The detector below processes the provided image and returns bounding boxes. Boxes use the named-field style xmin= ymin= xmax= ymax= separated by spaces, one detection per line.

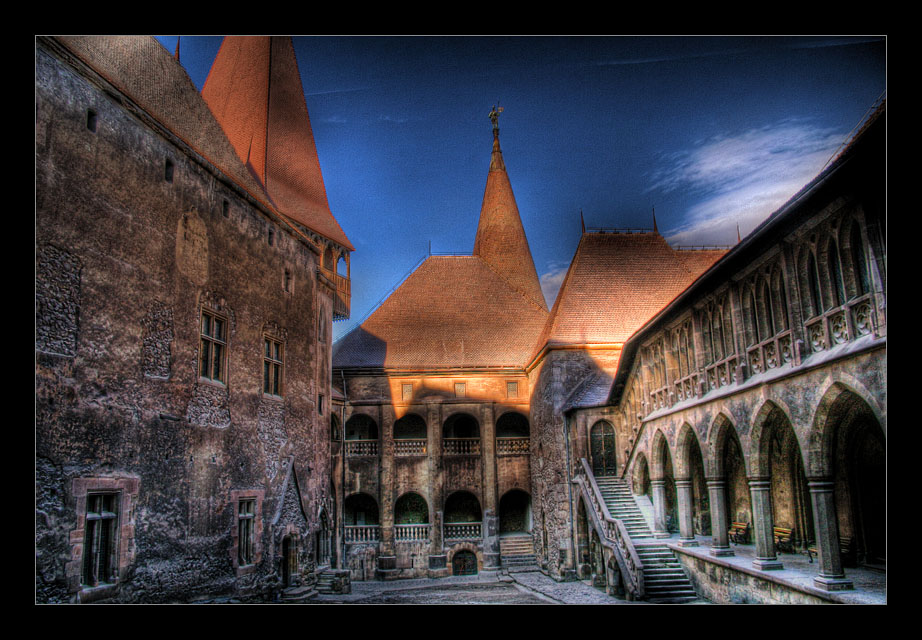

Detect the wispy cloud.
xmin=648 ymin=120 xmax=844 ymax=246
xmin=540 ymin=262 xmax=570 ymax=307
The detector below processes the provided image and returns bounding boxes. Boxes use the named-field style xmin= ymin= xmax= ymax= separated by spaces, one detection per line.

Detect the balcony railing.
xmin=345 ymin=439 xmax=378 ymax=457
xmin=746 ymin=329 xmax=794 ymax=375
xmin=394 ymin=439 xmax=427 ymax=456
xmin=444 ymin=522 xmax=482 ymax=540
xmin=703 ymin=353 xmax=739 ymax=394
xmin=496 ymin=437 xmax=530 ymax=456
xmin=673 ymin=371 xmax=701 ymax=404
xmin=443 ymin=438 xmax=481 ymax=456
xmin=344 ymin=525 xmax=380 ymax=544
xmin=395 ymin=523 xmax=431 ymax=542
xmin=805 ymin=293 xmax=878 ymax=355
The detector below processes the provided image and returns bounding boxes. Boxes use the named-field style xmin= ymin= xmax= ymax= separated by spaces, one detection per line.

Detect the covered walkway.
xmin=666 ymin=534 xmax=885 ymax=604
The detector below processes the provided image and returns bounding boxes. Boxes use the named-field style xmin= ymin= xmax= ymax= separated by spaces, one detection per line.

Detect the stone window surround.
xmin=66 ymin=476 xmax=139 ymax=602
xmin=230 ymin=489 xmax=265 ymax=575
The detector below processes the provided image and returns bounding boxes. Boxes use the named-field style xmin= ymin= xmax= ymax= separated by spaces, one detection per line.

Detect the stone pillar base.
xmin=752 ymin=558 xmax=784 ymax=571
xmin=677 ymin=538 xmax=699 ymax=547
xmin=814 ymin=575 xmax=854 ymax=591
xmin=709 ymin=546 xmax=734 ymax=557
xmin=482 ymin=552 xmax=501 ymax=569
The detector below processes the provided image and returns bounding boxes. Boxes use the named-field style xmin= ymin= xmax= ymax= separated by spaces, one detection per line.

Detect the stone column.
xmin=808 ymin=477 xmax=854 ymax=591
xmin=675 ymin=478 xmax=698 ymax=547
xmin=651 ymin=479 xmax=670 ymax=538
xmin=481 ymin=403 xmax=501 ymax=569
xmin=749 ymin=477 xmax=783 ymax=570
xmin=376 ymin=405 xmax=397 ymax=578
xmin=706 ymin=478 xmax=733 ymax=557
xmin=427 ymin=402 xmax=448 ymax=576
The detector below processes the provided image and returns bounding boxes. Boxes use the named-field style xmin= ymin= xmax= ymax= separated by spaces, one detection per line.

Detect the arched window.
xmin=828 ymin=238 xmax=846 ymax=308
xmin=850 ymin=224 xmax=871 ymax=297
xmin=394 ymin=414 xmax=427 ymax=440
xmin=748 ymin=289 xmax=760 ymax=345
xmin=345 ymin=414 xmax=378 ymax=440
xmin=759 ymin=278 xmax=775 ymax=338
xmin=710 ymin=308 xmax=724 ymax=361
xmin=701 ymin=310 xmax=714 ymax=363
xmin=771 ymin=266 xmax=789 ymax=332
xmin=721 ymin=298 xmax=734 ymax=357
xmin=807 ymin=250 xmax=823 ymax=318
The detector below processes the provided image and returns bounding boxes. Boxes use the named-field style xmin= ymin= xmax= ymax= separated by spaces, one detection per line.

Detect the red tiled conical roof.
xmin=202 ymin=36 xmax=353 ymax=250
xmin=472 ymin=129 xmax=547 ymax=311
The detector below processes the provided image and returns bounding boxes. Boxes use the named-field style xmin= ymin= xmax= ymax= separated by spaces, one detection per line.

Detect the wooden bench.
xmin=773 ymin=526 xmax=794 ymax=553
xmin=807 ymin=536 xmax=853 ymax=565
xmin=728 ymin=521 xmax=750 ymax=544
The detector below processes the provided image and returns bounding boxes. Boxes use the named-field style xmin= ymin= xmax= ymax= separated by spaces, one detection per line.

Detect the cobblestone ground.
xmin=311 ymin=571 xmax=645 ymax=605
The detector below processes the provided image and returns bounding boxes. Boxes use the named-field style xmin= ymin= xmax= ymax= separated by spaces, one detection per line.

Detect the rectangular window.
xmin=506 ymin=381 xmax=518 ymax=398
xmin=237 ymin=499 xmax=256 ymax=566
xmin=263 ymin=337 xmax=283 ymax=396
xmin=318 ymin=394 xmax=324 ymax=415
xmin=82 ymin=493 xmax=118 ymax=587
xmin=454 ymin=382 xmax=466 ymax=398
xmin=200 ymin=310 xmax=227 ymax=383
xmin=402 ymin=383 xmax=413 ymax=401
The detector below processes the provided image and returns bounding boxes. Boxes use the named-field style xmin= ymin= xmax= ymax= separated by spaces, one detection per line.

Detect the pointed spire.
xmin=201 ymin=36 xmax=352 ymax=250
xmin=737 ymin=223 xmax=742 ymax=243
xmin=473 ymin=106 xmax=547 ymax=311
xmin=653 ymin=206 xmax=658 ymax=233
xmin=580 ymin=209 xmax=586 ymax=234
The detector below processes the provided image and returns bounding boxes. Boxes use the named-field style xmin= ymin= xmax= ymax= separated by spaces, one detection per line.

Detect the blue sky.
xmin=155 ymin=36 xmax=886 ymax=341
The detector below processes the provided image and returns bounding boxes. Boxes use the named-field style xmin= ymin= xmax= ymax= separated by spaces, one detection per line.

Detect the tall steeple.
xmin=201 ymin=36 xmax=352 ymax=250
xmin=473 ymin=106 xmax=547 ymax=310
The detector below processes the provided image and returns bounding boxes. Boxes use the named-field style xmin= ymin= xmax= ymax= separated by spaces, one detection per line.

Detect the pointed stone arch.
xmin=809 ymin=377 xmax=886 ymax=477
xmin=675 ymin=423 xmax=707 ymax=479
xmin=650 ymin=429 xmax=672 ymax=480
xmin=706 ymin=412 xmax=749 ymax=478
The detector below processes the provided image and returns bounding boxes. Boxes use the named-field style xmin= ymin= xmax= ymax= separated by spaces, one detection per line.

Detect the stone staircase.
xmin=500 ymin=534 xmax=539 ymax=572
xmin=315 ymin=569 xmax=352 ymax=595
xmin=279 ymin=584 xmax=317 ymax=603
xmin=594 ymin=476 xmax=698 ymax=603
xmin=594 ymin=476 xmax=653 ymax=539
xmin=633 ymin=542 xmax=698 ymax=603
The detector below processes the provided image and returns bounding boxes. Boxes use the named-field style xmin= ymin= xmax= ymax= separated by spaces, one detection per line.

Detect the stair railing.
xmin=574 ymin=458 xmax=645 ymax=600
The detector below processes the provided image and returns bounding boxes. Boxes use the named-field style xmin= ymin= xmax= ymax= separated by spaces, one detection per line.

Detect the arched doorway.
xmin=827 ymin=390 xmax=886 ymax=567
xmin=452 ymin=549 xmax=478 ymax=575
xmin=755 ymin=404 xmax=814 ymax=552
xmin=499 ymin=489 xmax=532 ymax=534
xmin=280 ymin=534 xmax=297 ymax=587
xmin=590 ymin=420 xmax=618 ymax=476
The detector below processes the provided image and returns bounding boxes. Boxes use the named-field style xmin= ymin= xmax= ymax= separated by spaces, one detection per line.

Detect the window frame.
xmin=262 ymin=335 xmax=284 ymax=397
xmin=82 ymin=492 xmax=119 ymax=588
xmin=199 ymin=308 xmax=228 ymax=384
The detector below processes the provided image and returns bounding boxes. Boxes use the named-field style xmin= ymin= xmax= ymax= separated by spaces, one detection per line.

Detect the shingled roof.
xmin=332 ymin=255 xmax=549 ymax=369
xmin=537 ymin=232 xmax=725 ymax=350
xmin=472 ymin=127 xmax=547 ymax=311
xmin=51 ymin=36 xmax=351 ymax=251
xmin=202 ymin=37 xmax=353 ymax=250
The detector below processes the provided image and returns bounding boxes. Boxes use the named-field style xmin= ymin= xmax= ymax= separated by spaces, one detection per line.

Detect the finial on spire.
xmin=737 ymin=223 xmax=741 ymax=244
xmin=490 ymin=103 xmax=504 ymax=134
xmin=580 ymin=209 xmax=586 ymax=234
xmin=652 ymin=206 xmax=658 ymax=233
xmin=174 ymin=36 xmax=181 ymax=61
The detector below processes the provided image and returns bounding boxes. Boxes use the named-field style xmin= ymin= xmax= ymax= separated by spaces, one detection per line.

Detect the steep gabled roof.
xmin=332 ymin=255 xmax=548 ymax=369
xmin=472 ymin=127 xmax=547 ymax=311
xmin=201 ymin=36 xmax=353 ymax=250
xmin=536 ymin=232 xmax=725 ymax=351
